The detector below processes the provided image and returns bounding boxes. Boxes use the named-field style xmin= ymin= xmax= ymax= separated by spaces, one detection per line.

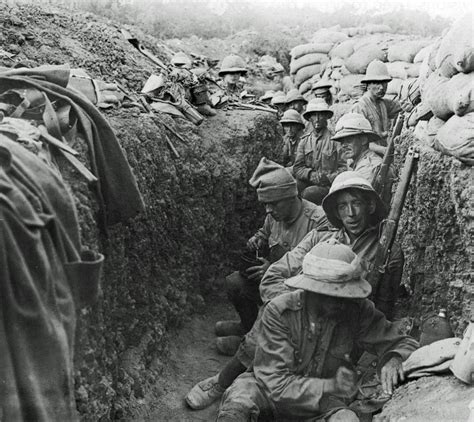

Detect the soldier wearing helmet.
xmin=217 ymin=172 xmax=415 ymax=422
xmin=279 ymin=109 xmax=306 ymax=167
xmin=351 ymin=60 xmax=402 ymax=156
xmin=218 ymin=54 xmax=248 ymax=99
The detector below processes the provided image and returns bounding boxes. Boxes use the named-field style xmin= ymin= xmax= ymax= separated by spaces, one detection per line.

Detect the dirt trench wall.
xmin=62 ymin=109 xmax=282 ymax=420
xmin=397 ymin=132 xmax=472 ymax=335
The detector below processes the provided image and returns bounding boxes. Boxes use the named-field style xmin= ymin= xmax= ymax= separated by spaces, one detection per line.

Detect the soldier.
xmin=285 ymin=88 xmax=308 ymax=114
xmin=351 ymin=60 xmax=402 ymax=156
xmin=331 ymin=113 xmax=393 ymax=206
xmin=170 ymin=51 xmax=192 ymax=69
xmin=270 ymin=91 xmax=287 ymax=119
xmin=311 ymin=79 xmax=333 ymax=105
xmin=218 ymin=54 xmax=248 ymax=99
xmin=217 ymin=238 xmax=417 ymax=422
xmin=259 ymin=90 xmax=275 ymax=105
xmin=280 ymin=109 xmax=305 ymax=168
xmin=293 ymin=99 xmax=346 ymax=205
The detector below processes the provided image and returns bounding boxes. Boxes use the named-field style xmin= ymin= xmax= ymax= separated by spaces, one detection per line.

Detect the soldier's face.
xmin=313 ymin=293 xmax=354 ymax=317
xmin=224 ymin=73 xmax=242 ymax=85
xmin=340 ymin=135 xmax=368 ymax=160
xmin=335 ymin=190 xmax=375 ymax=237
xmin=367 ymin=82 xmax=387 ymax=99
xmin=264 ymin=197 xmax=295 ymax=222
xmin=308 ymin=112 xmax=328 ymax=132
xmin=282 ymin=123 xmax=301 ymax=137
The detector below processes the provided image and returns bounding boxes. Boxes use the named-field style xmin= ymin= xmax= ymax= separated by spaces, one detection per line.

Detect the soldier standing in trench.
xmin=218 ymin=54 xmax=248 ymax=100
xmin=280 ymin=109 xmax=306 ymax=168
xmin=186 ymin=171 xmax=404 ymax=411
xmin=293 ymin=98 xmax=347 ymax=206
xmin=351 ymin=60 xmax=402 ymax=157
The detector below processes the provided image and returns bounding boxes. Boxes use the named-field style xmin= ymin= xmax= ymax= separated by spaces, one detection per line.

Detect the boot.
xmin=185 ymin=373 xmax=225 ymax=410
xmin=216 ymin=335 xmax=242 ymax=356
xmin=215 ymin=320 xmax=245 ymax=337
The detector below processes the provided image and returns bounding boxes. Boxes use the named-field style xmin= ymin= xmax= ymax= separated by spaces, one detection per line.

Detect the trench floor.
xmin=146 ymin=300 xmax=234 ymax=421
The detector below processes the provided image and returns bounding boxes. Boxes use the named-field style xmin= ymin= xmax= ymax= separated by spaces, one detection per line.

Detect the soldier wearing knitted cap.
xmin=217 ymin=238 xmax=417 ymax=422
xmin=279 ymin=109 xmax=305 ymax=167
xmin=293 ymin=99 xmax=347 ymax=206
xmin=332 ymin=112 xmax=394 ymax=206
xmin=285 ymin=88 xmax=308 ymax=114
xmin=186 ymin=158 xmax=328 ymax=411
xmin=351 ymin=60 xmax=402 ymax=156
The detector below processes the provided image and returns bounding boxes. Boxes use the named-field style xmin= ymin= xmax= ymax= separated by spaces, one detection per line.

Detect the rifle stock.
xmin=368 ymin=146 xmax=420 ymax=301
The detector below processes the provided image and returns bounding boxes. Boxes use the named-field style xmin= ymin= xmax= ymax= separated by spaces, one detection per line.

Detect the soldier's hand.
xmin=309 ymin=170 xmax=320 ymax=184
xmin=246 ymin=258 xmax=270 ymax=281
xmin=381 ymin=356 xmax=404 ymax=395
xmin=246 ymin=236 xmax=265 ymax=251
xmin=325 ymin=367 xmax=357 ymax=398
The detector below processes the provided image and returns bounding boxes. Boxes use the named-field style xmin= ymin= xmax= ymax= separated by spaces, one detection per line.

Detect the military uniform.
xmin=351 ymin=92 xmax=401 ymax=147
xmin=293 ymin=128 xmax=347 ymax=204
xmin=281 ymin=134 xmax=300 ymax=167
xmin=217 ymin=290 xmax=418 ymax=421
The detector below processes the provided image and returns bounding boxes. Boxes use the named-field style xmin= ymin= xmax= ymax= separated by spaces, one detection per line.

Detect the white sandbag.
xmin=388 ymin=40 xmax=431 ymax=63
xmin=345 ymin=44 xmax=386 ymax=74
xmin=424 ymin=72 xmax=474 ymax=120
xmin=290 ymin=43 xmax=333 ymax=59
xmin=329 ymin=39 xmax=356 ymax=60
xmin=436 ymin=12 xmax=474 ymax=74
xmin=290 ymin=53 xmax=329 ymax=74
xmin=294 ymin=64 xmax=322 ymax=87
xmin=298 ymin=80 xmax=313 ymax=95
xmin=363 ymin=23 xmax=392 ymax=34
xmin=387 ymin=78 xmax=403 ymax=96
xmin=338 ymin=74 xmax=366 ymax=96
xmin=386 ymin=62 xmax=408 ymax=79
xmin=435 ymin=113 xmax=474 ymax=165
xmin=414 ymin=44 xmax=434 ymax=63
xmin=414 ymin=116 xmax=445 ymax=147
xmin=406 ymin=63 xmax=420 ymax=78
xmin=311 ymin=29 xmax=348 ymax=45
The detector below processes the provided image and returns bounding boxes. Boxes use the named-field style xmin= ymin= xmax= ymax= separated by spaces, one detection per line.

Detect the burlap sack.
xmin=290 ymin=53 xmax=329 ymax=75
xmin=424 ymin=72 xmax=474 ymax=120
xmin=406 ymin=63 xmax=420 ymax=78
xmin=364 ymin=23 xmax=392 ymax=34
xmin=311 ymin=29 xmax=348 ymax=45
xmin=435 ymin=113 xmax=474 ymax=165
xmin=345 ymin=44 xmax=386 ymax=74
xmin=386 ymin=62 xmax=408 ymax=79
xmin=291 ymin=43 xmax=333 ymax=60
xmin=294 ymin=64 xmax=322 ymax=87
xmin=338 ymin=74 xmax=365 ymax=97
xmin=436 ymin=12 xmax=474 ymax=74
xmin=329 ymin=39 xmax=356 ymax=60
xmin=298 ymin=80 xmax=313 ymax=95
xmin=388 ymin=40 xmax=431 ymax=63
xmin=386 ymin=78 xmax=403 ymax=96
xmin=413 ymin=116 xmax=445 ymax=147
xmin=414 ymin=44 xmax=434 ymax=63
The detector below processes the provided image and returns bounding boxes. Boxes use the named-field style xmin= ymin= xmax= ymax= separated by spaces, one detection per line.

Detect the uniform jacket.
xmin=351 ymin=93 xmax=401 ymax=146
xmin=293 ymin=128 xmax=347 ymax=187
xmin=254 ymin=199 xmax=329 ymax=263
xmin=253 ymin=289 xmax=418 ymax=419
xmin=260 ymin=226 xmax=403 ymax=319
xmin=282 ymin=134 xmax=301 ymax=167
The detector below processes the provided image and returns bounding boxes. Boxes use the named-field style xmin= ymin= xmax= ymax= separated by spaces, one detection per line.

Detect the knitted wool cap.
xmin=249 ymin=157 xmax=298 ymax=202
xmin=285 ymin=238 xmax=371 ymax=298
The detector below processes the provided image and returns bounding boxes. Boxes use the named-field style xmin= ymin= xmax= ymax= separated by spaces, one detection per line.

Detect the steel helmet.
xmin=279 ymin=109 xmax=305 ymax=127
xmin=218 ymin=54 xmax=248 ymax=76
xmin=331 ymin=113 xmax=380 ymax=142
xmin=361 ymin=60 xmax=392 ymax=83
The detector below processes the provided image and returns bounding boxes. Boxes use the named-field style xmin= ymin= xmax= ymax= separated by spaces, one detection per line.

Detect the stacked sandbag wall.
xmin=412 ymin=12 xmax=474 ymax=165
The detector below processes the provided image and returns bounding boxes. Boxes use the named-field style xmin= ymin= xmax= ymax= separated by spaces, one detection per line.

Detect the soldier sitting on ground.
xmin=351 ymin=60 xmax=402 ymax=157
xmin=293 ymin=98 xmax=346 ymax=205
xmin=280 ymin=109 xmax=305 ymax=168
xmin=217 ymin=238 xmax=418 ymax=422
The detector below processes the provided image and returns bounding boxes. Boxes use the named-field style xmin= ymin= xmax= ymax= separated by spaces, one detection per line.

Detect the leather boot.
xmin=216 ymin=335 xmax=242 ymax=356
xmin=215 ymin=320 xmax=245 ymax=337
xmin=185 ymin=373 xmax=225 ymax=410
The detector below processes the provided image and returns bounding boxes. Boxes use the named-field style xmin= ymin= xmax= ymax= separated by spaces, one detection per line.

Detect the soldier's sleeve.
xmin=254 ymin=300 xmax=326 ymax=416
xmin=385 ymin=98 xmax=402 ymax=119
xmin=356 ymin=300 xmax=418 ymax=371
xmin=307 ymin=206 xmax=331 ymax=232
xmin=292 ymin=137 xmax=312 ymax=182
xmin=376 ymin=241 xmax=404 ymax=320
xmin=260 ymin=230 xmax=320 ymax=302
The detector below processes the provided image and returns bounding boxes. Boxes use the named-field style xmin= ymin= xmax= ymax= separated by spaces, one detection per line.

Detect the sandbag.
xmin=386 ymin=62 xmax=409 ymax=79
xmin=329 ymin=39 xmax=356 ymax=60
xmin=364 ymin=23 xmax=392 ymax=34
xmin=406 ymin=63 xmax=420 ymax=78
xmin=388 ymin=40 xmax=431 ymax=63
xmin=290 ymin=43 xmax=333 ymax=59
xmin=294 ymin=64 xmax=322 ymax=87
xmin=424 ymin=72 xmax=474 ymax=120
xmin=387 ymin=78 xmax=403 ymax=96
xmin=298 ymin=80 xmax=312 ymax=95
xmin=338 ymin=74 xmax=365 ymax=96
xmin=436 ymin=12 xmax=474 ymax=74
xmin=345 ymin=44 xmax=386 ymax=74
xmin=311 ymin=29 xmax=348 ymax=45
xmin=413 ymin=116 xmax=444 ymax=147
xmin=435 ymin=113 xmax=474 ymax=165
xmin=290 ymin=53 xmax=329 ymax=75
xmin=414 ymin=44 xmax=434 ymax=63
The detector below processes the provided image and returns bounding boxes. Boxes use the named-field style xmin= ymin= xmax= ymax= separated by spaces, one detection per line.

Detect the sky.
xmin=204 ymin=0 xmax=473 ymax=19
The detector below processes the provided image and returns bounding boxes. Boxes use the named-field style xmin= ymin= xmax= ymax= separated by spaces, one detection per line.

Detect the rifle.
xmin=227 ymin=100 xmax=277 ymax=114
xmin=368 ymin=146 xmax=420 ymax=316
xmin=372 ymin=113 xmax=404 ymax=197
